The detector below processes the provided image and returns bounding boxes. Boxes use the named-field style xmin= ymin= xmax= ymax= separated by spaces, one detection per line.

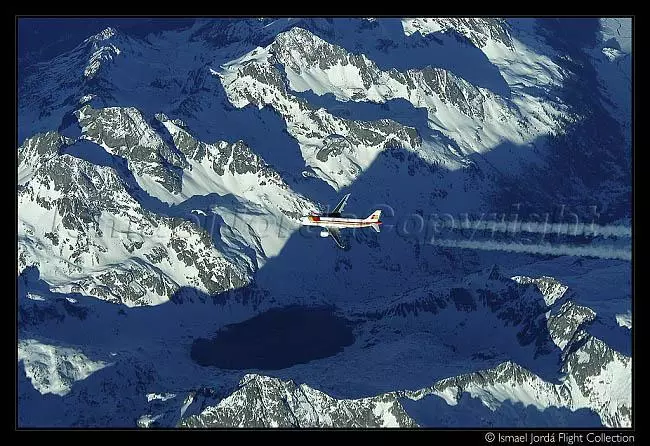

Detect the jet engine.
xmin=320 ymin=229 xmax=330 ymax=238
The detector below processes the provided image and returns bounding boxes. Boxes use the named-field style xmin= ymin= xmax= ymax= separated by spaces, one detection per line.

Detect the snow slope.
xmin=18 ymin=132 xmax=251 ymax=306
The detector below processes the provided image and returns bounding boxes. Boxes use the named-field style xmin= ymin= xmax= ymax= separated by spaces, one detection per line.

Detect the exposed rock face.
xmin=18 ymin=132 xmax=250 ymax=306
xmin=401 ymin=18 xmax=515 ymax=50
xmin=76 ymin=105 xmax=187 ymax=199
xmin=180 ymin=374 xmax=417 ymax=428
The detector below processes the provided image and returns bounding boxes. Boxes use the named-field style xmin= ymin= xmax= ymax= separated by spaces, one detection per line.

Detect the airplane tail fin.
xmin=365 ymin=210 xmax=382 ymax=222
xmin=371 ymin=223 xmax=381 ymax=233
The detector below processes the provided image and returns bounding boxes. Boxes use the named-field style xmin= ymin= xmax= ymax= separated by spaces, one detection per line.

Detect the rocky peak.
xmin=180 ymin=374 xmax=417 ymax=428
xmin=401 ymin=18 xmax=514 ymax=50
xmin=511 ymin=275 xmax=569 ymax=306
xmin=84 ymin=27 xmax=117 ymax=44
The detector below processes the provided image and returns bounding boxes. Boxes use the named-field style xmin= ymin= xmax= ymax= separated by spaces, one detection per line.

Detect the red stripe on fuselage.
xmin=317 ymin=218 xmax=378 ymax=223
xmin=317 ymin=221 xmax=380 ymax=227
xmin=304 ymin=217 xmax=381 ymax=227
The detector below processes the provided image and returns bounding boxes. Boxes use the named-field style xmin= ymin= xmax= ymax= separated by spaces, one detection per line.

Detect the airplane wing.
xmin=331 ymin=193 xmax=350 ymax=216
xmin=329 ymin=228 xmax=346 ymax=249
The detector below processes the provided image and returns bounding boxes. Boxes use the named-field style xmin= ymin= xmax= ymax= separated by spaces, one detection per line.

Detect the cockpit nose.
xmin=301 ymin=214 xmax=320 ymax=224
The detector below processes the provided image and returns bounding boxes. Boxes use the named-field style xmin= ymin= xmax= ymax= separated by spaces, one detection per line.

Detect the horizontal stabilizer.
xmin=371 ymin=223 xmax=381 ymax=233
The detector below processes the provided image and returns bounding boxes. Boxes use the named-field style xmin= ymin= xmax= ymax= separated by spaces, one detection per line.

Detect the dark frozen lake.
xmin=191 ymin=306 xmax=355 ymax=370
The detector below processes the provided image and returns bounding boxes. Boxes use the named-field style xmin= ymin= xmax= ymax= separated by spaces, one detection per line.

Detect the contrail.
xmin=432 ymin=238 xmax=631 ymax=261
xmin=435 ymin=220 xmax=632 ymax=238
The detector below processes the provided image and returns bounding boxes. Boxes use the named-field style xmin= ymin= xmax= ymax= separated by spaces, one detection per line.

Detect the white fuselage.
xmin=301 ymin=215 xmax=377 ymax=229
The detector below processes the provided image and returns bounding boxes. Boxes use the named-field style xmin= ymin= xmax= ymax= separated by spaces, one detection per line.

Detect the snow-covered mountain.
xmin=18 ymin=132 xmax=251 ymax=306
xmin=268 ymin=27 xmax=566 ymax=157
xmin=180 ymin=374 xmax=416 ymax=428
xmin=219 ymin=37 xmax=422 ymax=190
xmin=179 ymin=269 xmax=630 ymax=428
xmin=18 ymin=18 xmax=632 ymax=428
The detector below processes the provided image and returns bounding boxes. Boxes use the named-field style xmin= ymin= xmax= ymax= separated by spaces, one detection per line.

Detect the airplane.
xmin=300 ymin=193 xmax=382 ymax=249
